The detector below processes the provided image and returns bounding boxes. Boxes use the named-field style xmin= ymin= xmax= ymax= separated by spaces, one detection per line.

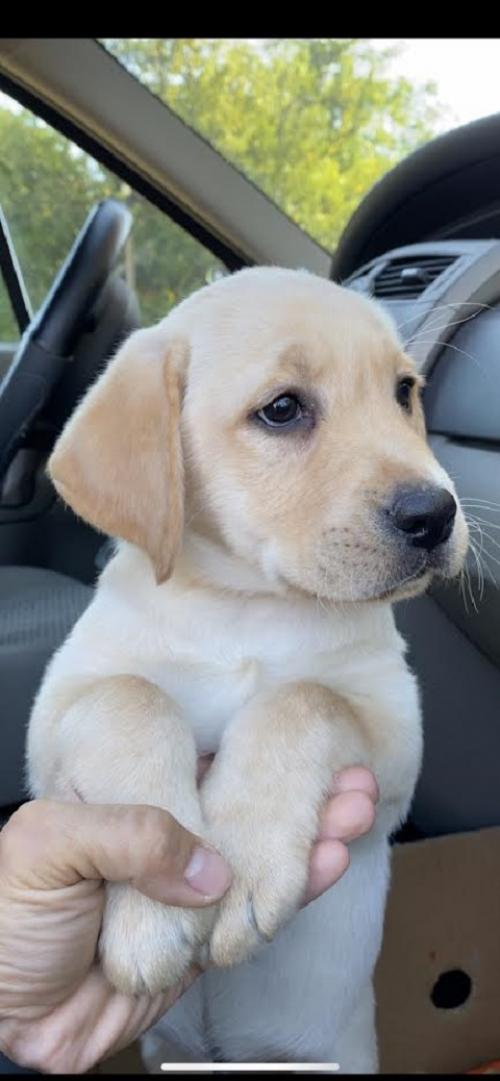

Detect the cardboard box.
xmin=97 ymin=828 xmax=500 ymax=1074
xmin=376 ymin=828 xmax=500 ymax=1074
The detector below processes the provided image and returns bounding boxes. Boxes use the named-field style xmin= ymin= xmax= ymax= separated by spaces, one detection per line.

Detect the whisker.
xmin=464 ymin=559 xmax=476 ymax=612
xmin=468 ymin=523 xmax=500 ymax=560
xmin=472 ymin=541 xmax=500 ymax=572
xmin=459 ymin=565 xmax=469 ymax=614
xmin=476 ymin=548 xmax=500 ymax=586
xmin=461 ymin=499 xmax=500 ymax=513
xmin=464 ymin=514 xmax=500 ymax=532
xmin=467 ymin=536 xmax=485 ymax=604
xmin=397 ymin=301 xmax=494 ymax=335
xmin=408 ymin=338 xmax=486 ymax=376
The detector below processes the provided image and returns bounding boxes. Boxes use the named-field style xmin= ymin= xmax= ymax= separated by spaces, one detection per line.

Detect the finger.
xmin=103 ymin=963 xmax=203 ymax=1062
xmin=318 ymin=790 xmax=376 ymax=844
xmin=332 ymin=766 xmax=379 ymax=803
xmin=6 ymin=964 xmax=203 ymax=1073
xmin=303 ymin=840 xmax=350 ymax=905
xmin=0 ymin=801 xmax=232 ymax=907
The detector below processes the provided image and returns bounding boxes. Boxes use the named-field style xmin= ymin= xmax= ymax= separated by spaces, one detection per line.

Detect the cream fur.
xmin=27 ymin=267 xmax=468 ymax=1071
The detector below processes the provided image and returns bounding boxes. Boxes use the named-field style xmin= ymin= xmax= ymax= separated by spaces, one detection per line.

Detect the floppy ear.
xmin=48 ymin=326 xmax=187 ymax=584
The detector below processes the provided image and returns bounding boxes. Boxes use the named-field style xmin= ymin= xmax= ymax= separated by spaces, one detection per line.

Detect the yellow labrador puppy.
xmin=27 ymin=268 xmax=468 ymax=1071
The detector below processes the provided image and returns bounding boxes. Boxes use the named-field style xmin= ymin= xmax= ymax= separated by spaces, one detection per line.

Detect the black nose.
xmin=388 ymin=485 xmax=457 ymax=551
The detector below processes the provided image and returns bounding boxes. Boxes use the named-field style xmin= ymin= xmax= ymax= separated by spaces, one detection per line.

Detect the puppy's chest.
xmin=143 ymin=620 xmax=413 ymax=760
xmin=145 ymin=633 xmax=328 ymax=752
xmin=153 ymin=653 xmax=266 ymax=753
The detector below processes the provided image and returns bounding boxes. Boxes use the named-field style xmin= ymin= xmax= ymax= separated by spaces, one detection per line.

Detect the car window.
xmin=0 ymin=90 xmax=227 ymax=330
xmin=100 ymin=38 xmax=447 ymax=253
xmin=0 ymin=273 xmax=19 ymax=343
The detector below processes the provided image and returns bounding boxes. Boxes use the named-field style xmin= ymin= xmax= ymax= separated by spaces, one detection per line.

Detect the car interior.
xmin=0 ymin=36 xmax=499 ymax=1076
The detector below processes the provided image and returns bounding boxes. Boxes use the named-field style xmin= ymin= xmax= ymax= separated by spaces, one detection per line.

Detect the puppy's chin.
xmin=375 ymin=568 xmax=433 ymax=604
xmin=251 ymin=525 xmax=468 ymax=606
xmin=292 ymin=541 xmax=466 ymax=606
xmin=372 ymin=540 xmax=468 ymax=604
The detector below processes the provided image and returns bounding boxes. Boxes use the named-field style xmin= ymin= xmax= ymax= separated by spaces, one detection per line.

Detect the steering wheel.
xmin=0 ymin=199 xmax=132 ymax=479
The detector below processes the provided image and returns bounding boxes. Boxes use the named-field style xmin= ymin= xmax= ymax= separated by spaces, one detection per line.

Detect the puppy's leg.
xmin=202 ymin=681 xmax=370 ymax=967
xmin=333 ymin=984 xmax=378 ymax=1074
xmin=29 ymin=675 xmax=211 ymax=995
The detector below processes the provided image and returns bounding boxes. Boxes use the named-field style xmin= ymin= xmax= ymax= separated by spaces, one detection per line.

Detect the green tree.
xmin=0 ymin=102 xmax=223 ymax=339
xmin=0 ymin=106 xmax=106 ymax=322
xmin=102 ymin=38 xmax=444 ymax=249
xmin=0 ymin=39 xmax=444 ymax=341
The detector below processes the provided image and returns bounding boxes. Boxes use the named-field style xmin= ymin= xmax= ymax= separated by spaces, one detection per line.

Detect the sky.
xmin=378 ymin=39 xmax=500 ymax=130
xmin=2 ymin=39 xmax=500 ymax=132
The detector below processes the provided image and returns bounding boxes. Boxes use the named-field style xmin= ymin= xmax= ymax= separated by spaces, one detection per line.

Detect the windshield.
xmin=100 ymin=38 xmax=500 ymax=253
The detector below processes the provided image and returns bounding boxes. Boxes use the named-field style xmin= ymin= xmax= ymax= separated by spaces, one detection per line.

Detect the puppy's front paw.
xmin=207 ymin=822 xmax=309 ymax=968
xmin=99 ymin=882 xmax=213 ymax=995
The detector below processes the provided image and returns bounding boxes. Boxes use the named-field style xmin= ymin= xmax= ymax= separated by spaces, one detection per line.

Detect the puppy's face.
xmin=49 ymin=267 xmax=468 ymax=603
xmin=181 ymin=269 xmax=468 ymax=602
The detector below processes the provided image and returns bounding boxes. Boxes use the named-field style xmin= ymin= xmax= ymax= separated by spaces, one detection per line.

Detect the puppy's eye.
xmin=396 ymin=376 xmax=416 ymax=413
xmin=256 ymin=394 xmax=303 ymax=428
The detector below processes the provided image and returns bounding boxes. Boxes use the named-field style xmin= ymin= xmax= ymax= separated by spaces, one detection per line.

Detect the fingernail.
xmin=184 ymin=846 xmax=232 ymax=898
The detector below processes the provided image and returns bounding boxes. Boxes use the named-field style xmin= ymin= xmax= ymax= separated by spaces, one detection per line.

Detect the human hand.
xmin=0 ymin=766 xmax=377 ymax=1073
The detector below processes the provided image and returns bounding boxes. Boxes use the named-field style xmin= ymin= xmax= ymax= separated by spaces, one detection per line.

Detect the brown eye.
xmin=257 ymin=394 xmax=303 ymax=428
xmin=396 ymin=377 xmax=415 ymax=413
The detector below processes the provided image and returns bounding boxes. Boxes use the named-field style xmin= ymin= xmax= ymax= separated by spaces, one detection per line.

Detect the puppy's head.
xmin=49 ymin=267 xmax=468 ymax=602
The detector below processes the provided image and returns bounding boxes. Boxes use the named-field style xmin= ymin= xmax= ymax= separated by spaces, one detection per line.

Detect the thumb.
xmin=1 ymin=800 xmax=232 ymax=907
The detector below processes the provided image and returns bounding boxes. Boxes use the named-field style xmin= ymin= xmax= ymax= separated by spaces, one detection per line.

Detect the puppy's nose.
xmin=388 ymin=486 xmax=457 ymax=551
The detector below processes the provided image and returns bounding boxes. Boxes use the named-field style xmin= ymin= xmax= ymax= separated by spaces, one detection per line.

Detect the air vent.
xmin=373 ymin=254 xmax=457 ymax=299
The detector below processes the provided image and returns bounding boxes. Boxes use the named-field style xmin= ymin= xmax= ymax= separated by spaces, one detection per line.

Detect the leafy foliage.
xmin=0 ymin=103 xmax=223 ymax=339
xmin=0 ymin=39 xmax=443 ymax=340
xmin=102 ymin=38 xmax=442 ymax=248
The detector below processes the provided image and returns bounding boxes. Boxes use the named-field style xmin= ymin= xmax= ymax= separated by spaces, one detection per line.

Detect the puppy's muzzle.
xmin=385 ymin=484 xmax=457 ymax=552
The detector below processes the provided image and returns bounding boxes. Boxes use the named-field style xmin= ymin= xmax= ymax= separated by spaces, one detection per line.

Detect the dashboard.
xmin=343 ymin=238 xmax=500 ymax=669
xmin=350 ymin=243 xmax=500 ymax=836
xmin=329 ymin=112 xmax=500 ymax=835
